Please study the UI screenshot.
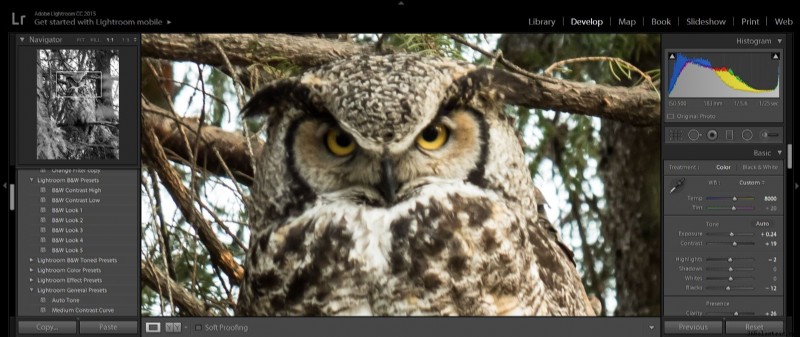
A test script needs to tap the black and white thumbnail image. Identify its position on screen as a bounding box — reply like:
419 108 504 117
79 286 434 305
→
36 49 120 160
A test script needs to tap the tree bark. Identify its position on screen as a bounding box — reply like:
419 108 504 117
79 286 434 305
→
95 49 114 107
598 38 662 316
599 122 661 316
499 74 659 126
141 34 373 69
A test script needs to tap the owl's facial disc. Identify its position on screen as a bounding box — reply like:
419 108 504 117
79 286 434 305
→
289 108 486 206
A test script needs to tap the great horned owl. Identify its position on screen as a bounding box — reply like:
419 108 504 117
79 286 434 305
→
238 54 595 316
65 70 88 85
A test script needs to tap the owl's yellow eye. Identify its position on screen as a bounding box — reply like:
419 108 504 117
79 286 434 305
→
325 128 356 156
416 124 449 151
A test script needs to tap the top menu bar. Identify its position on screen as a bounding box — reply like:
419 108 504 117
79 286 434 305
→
6 7 796 32
529 16 794 31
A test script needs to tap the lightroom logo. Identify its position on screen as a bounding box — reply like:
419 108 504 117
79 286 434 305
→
11 12 25 25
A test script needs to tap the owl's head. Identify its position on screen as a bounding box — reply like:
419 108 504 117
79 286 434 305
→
243 54 537 223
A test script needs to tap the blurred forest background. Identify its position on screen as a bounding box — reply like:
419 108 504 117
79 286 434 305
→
139 34 661 317
37 49 120 160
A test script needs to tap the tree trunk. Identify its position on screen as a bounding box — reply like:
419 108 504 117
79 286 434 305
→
95 49 114 107
598 122 661 316
598 40 661 316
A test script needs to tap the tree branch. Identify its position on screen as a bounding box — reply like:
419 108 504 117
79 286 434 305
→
500 75 660 126
142 99 261 186
141 34 373 69
58 121 119 128
141 116 245 285
74 143 117 149
449 34 660 126
141 260 211 316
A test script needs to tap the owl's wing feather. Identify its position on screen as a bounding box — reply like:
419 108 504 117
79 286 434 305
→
533 187 576 266
522 215 596 316
240 78 307 118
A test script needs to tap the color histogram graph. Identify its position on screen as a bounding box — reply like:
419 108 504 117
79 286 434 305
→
668 52 780 98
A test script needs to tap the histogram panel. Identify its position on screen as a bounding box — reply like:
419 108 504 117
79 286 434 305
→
663 49 783 123
668 52 780 98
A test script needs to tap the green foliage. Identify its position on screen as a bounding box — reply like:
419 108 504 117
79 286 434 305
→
206 68 229 127
382 34 465 59
498 34 659 83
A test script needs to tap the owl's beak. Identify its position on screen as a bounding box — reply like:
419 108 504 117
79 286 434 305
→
377 158 398 204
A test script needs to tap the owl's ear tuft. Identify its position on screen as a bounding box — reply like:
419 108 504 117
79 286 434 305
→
241 78 308 118
449 68 534 109
480 68 537 107
444 68 494 109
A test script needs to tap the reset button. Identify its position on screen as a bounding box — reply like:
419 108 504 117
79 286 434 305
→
726 321 783 334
